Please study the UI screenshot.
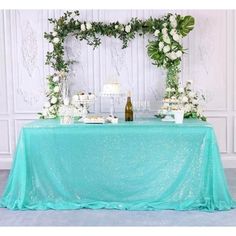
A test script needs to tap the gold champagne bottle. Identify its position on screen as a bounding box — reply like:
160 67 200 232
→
125 91 133 121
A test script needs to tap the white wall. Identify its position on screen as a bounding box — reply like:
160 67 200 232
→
0 10 235 169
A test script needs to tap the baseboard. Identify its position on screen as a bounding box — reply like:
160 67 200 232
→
1 155 236 170
0 158 12 169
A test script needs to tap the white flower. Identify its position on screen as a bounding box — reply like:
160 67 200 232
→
80 23 86 31
163 45 170 53
170 19 177 28
171 88 175 92
173 33 181 42
86 22 92 30
189 92 195 98
166 88 172 92
125 25 131 33
167 51 177 60
163 35 171 44
154 30 160 37
53 86 60 93
178 87 184 93
163 23 167 27
52 31 57 37
169 15 176 22
176 50 183 58
159 41 164 51
52 37 60 44
184 104 192 112
115 25 119 29
72 95 79 102
44 102 51 108
182 96 188 103
120 26 124 31
49 106 55 112
53 76 59 82
51 96 57 104
162 28 168 34
170 29 176 36
192 99 198 105
58 71 66 78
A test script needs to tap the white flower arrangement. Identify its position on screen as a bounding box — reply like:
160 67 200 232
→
177 81 206 120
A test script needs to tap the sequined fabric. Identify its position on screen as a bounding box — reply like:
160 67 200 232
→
0 118 235 211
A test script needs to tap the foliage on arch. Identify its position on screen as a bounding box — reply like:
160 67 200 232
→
40 10 195 119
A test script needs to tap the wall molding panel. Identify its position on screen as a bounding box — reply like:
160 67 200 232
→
1 9 236 169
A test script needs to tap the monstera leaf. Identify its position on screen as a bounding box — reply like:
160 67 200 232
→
179 16 195 36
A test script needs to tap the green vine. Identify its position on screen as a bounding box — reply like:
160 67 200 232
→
39 10 195 119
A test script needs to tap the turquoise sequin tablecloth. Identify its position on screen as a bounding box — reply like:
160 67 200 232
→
1 118 235 211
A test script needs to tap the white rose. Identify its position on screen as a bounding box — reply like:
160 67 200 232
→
189 92 195 98
115 25 119 29
169 15 176 22
44 102 51 108
159 41 164 51
163 45 170 53
51 96 57 104
163 35 171 44
72 94 79 102
170 29 176 36
184 104 192 112
173 33 181 42
154 30 160 37
166 88 172 92
52 37 60 44
53 76 59 82
171 19 177 28
80 23 86 31
52 31 57 37
125 25 131 33
53 86 60 93
49 106 55 112
178 87 184 93
162 28 168 34
182 96 188 103
176 50 182 58
86 22 92 30
167 51 177 60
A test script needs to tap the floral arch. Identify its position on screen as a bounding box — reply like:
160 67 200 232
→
40 10 202 119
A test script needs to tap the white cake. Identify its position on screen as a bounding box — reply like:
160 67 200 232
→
102 82 120 95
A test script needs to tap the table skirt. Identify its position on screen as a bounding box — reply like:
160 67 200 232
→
1 118 235 211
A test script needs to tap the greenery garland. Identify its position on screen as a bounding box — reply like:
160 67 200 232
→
39 10 196 119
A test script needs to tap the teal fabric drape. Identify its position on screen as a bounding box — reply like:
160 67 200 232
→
1 118 235 211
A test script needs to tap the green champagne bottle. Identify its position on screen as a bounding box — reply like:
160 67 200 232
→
125 91 133 121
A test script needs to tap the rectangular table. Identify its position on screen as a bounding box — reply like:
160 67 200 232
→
0 118 235 211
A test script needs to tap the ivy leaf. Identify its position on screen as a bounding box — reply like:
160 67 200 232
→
179 16 195 36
